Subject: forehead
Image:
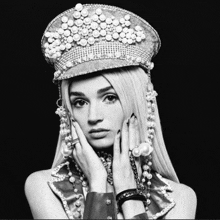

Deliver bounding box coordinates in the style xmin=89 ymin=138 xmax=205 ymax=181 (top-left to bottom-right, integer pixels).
xmin=69 ymin=74 xmax=112 ymax=92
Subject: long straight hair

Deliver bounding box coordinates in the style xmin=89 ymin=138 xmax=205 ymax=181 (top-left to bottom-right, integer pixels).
xmin=52 ymin=67 xmax=179 ymax=183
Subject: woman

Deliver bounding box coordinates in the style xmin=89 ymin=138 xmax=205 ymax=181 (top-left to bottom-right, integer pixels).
xmin=25 ymin=3 xmax=197 ymax=219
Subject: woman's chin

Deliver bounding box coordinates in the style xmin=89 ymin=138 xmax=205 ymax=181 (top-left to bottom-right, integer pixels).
xmin=88 ymin=138 xmax=113 ymax=150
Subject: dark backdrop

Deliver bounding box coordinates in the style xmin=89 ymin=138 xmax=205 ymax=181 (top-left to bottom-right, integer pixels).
xmin=1 ymin=0 xmax=219 ymax=218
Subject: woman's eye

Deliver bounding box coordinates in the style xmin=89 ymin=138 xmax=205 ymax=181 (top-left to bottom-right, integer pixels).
xmin=104 ymin=95 xmax=118 ymax=103
xmin=72 ymin=99 xmax=87 ymax=107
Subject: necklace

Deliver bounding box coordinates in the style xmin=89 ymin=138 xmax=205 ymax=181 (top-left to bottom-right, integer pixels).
xmin=97 ymin=151 xmax=113 ymax=185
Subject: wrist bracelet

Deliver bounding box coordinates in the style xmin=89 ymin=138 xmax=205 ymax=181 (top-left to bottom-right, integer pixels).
xmin=116 ymin=188 xmax=137 ymax=201
xmin=116 ymin=188 xmax=146 ymax=212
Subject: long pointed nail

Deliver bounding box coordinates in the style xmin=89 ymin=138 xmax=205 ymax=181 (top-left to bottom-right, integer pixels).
xmin=126 ymin=118 xmax=130 ymax=125
xmin=71 ymin=118 xmax=76 ymax=126
xmin=130 ymin=113 xmax=135 ymax=118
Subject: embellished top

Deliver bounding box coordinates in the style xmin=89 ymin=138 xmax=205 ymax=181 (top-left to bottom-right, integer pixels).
xmin=48 ymin=160 xmax=175 ymax=219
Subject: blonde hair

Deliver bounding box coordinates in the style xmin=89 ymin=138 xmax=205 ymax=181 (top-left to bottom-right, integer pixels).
xmin=52 ymin=67 xmax=179 ymax=183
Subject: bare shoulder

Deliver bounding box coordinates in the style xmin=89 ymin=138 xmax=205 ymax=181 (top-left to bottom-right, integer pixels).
xmin=24 ymin=169 xmax=52 ymax=197
xmin=163 ymin=178 xmax=197 ymax=219
xmin=24 ymin=169 xmax=68 ymax=219
xmin=25 ymin=169 xmax=51 ymax=186
xmin=166 ymin=178 xmax=197 ymax=200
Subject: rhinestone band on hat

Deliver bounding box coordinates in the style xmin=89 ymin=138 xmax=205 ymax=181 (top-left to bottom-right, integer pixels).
xmin=53 ymin=41 xmax=154 ymax=79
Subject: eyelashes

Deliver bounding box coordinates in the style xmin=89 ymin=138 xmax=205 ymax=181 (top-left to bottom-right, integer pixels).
xmin=71 ymin=94 xmax=119 ymax=108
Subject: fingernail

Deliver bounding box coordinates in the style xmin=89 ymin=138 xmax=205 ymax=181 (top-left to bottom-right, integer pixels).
xmin=71 ymin=117 xmax=76 ymax=123
xmin=130 ymin=113 xmax=135 ymax=118
xmin=126 ymin=118 xmax=130 ymax=126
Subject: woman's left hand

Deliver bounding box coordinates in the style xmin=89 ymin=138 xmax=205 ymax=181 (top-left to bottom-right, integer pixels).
xmin=112 ymin=114 xmax=141 ymax=194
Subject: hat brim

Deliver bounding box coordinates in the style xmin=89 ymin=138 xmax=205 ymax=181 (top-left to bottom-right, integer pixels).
xmin=57 ymin=59 xmax=142 ymax=80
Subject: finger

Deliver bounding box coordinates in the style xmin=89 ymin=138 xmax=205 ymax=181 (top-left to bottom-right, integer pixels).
xmin=72 ymin=120 xmax=88 ymax=149
xmin=129 ymin=114 xmax=136 ymax=151
xmin=132 ymin=117 xmax=142 ymax=177
xmin=134 ymin=117 xmax=140 ymax=146
xmin=113 ymin=130 xmax=121 ymax=160
xmin=71 ymin=121 xmax=82 ymax=153
xmin=121 ymin=117 xmax=129 ymax=154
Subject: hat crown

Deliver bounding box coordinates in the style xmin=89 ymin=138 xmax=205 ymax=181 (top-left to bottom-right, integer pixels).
xmin=41 ymin=3 xmax=161 ymax=81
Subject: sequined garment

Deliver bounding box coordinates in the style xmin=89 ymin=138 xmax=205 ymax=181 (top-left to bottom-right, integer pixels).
xmin=48 ymin=160 xmax=175 ymax=219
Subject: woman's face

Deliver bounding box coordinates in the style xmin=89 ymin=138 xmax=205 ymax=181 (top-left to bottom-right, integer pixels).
xmin=69 ymin=74 xmax=124 ymax=149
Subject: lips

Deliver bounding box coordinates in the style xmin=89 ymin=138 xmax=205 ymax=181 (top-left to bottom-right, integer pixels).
xmin=89 ymin=128 xmax=110 ymax=139
xmin=89 ymin=128 xmax=110 ymax=133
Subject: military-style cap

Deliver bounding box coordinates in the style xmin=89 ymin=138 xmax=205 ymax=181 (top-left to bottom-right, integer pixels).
xmin=41 ymin=3 xmax=161 ymax=81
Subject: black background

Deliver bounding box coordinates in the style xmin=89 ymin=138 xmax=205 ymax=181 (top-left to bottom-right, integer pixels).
xmin=1 ymin=0 xmax=220 ymax=219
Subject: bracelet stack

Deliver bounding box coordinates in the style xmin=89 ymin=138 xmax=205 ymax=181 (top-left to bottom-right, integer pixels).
xmin=116 ymin=188 xmax=146 ymax=213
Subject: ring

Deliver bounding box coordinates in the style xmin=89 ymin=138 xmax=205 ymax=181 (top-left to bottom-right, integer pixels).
xmin=72 ymin=138 xmax=80 ymax=145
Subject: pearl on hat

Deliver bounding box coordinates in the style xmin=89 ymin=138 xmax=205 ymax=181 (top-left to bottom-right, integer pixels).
xmin=99 ymin=14 xmax=106 ymax=21
xmin=125 ymin=21 xmax=131 ymax=26
xmin=67 ymin=19 xmax=74 ymax=26
xmin=61 ymin=16 xmax=68 ymax=23
xmin=122 ymin=38 xmax=127 ymax=44
xmin=45 ymin=32 xmax=51 ymax=38
xmin=100 ymin=22 xmax=107 ymax=29
xmin=91 ymin=22 xmax=98 ymax=29
xmin=67 ymin=36 xmax=73 ymax=43
xmin=92 ymin=14 xmax=99 ymax=22
xmin=106 ymin=18 xmax=112 ymax=24
xmin=128 ymin=38 xmax=133 ymax=44
xmin=75 ymin=19 xmax=83 ymax=27
xmin=120 ymin=18 xmax=125 ymax=24
xmin=61 ymin=23 xmax=68 ymax=30
xmin=73 ymin=34 xmax=81 ymax=41
xmin=80 ymin=39 xmax=87 ymax=46
xmin=64 ymin=30 xmax=71 ymax=36
xmin=88 ymin=37 xmax=95 ymax=44
xmin=96 ymin=8 xmax=102 ymax=15
xmin=58 ymin=28 xmax=64 ymax=35
xmin=73 ymin=11 xmax=81 ymax=19
xmin=81 ymin=8 xmax=88 ymax=17
xmin=60 ymin=44 xmax=66 ymax=50
xmin=75 ymin=3 xmax=83 ymax=11
xmin=113 ymin=19 xmax=119 ymax=26
xmin=100 ymin=29 xmax=106 ymax=36
xmin=116 ymin=26 xmax=123 ymax=33
xmin=82 ymin=28 xmax=89 ymax=36
xmin=106 ymin=34 xmax=112 ymax=41
xmin=71 ymin=26 xmax=78 ymax=34
xmin=125 ymin=14 xmax=131 ymax=20
xmin=48 ymin=37 xmax=54 ymax=43
xmin=84 ymin=17 xmax=91 ymax=25
xmin=93 ymin=30 xmax=100 ymax=38
xmin=136 ymin=36 xmax=142 ymax=42
xmin=112 ymin=32 xmax=119 ymax=39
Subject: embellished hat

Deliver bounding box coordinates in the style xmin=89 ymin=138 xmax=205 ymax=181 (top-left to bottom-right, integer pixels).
xmin=41 ymin=3 xmax=161 ymax=82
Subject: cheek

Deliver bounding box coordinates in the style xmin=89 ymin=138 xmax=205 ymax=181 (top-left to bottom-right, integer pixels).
xmin=107 ymin=103 xmax=124 ymax=128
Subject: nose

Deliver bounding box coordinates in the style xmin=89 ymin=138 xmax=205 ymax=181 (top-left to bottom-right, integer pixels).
xmin=88 ymin=103 xmax=103 ymax=124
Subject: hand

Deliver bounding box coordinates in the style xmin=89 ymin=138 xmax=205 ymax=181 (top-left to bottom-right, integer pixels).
xmin=71 ymin=120 xmax=107 ymax=192
xmin=112 ymin=114 xmax=142 ymax=194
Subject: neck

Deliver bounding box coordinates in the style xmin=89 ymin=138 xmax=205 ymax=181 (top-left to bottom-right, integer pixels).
xmin=94 ymin=146 xmax=113 ymax=156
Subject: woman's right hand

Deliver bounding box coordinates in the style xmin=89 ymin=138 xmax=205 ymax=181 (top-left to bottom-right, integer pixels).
xmin=71 ymin=120 xmax=107 ymax=192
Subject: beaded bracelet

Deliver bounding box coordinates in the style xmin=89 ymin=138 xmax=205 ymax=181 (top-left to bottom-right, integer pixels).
xmin=116 ymin=189 xmax=146 ymax=212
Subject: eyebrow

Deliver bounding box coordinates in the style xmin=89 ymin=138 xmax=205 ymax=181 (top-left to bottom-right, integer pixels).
xmin=69 ymin=86 xmax=113 ymax=97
